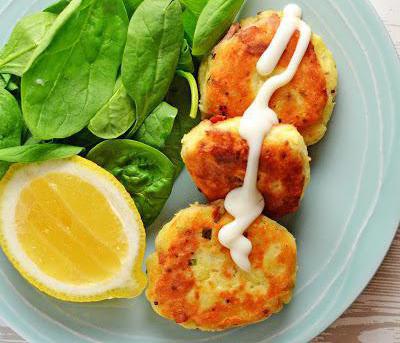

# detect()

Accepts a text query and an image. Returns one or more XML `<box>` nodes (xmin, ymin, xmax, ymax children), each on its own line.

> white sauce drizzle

<box><xmin>218</xmin><ymin>4</ymin><xmax>311</xmax><ymax>271</ymax></box>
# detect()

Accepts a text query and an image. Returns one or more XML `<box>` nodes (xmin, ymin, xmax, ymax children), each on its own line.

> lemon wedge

<box><xmin>0</xmin><ymin>156</ymin><xmax>146</xmax><ymax>302</ymax></box>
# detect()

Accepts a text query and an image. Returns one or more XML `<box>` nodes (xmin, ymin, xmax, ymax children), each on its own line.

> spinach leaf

<box><xmin>122</xmin><ymin>0</ymin><xmax>183</xmax><ymax>136</ymax></box>
<box><xmin>24</xmin><ymin>135</ymin><xmax>42</xmax><ymax>145</ymax></box>
<box><xmin>182</xmin><ymin>8</ymin><xmax>197</xmax><ymax>45</ymax></box>
<box><xmin>180</xmin><ymin>0</ymin><xmax>208</xmax><ymax>45</ymax></box>
<box><xmin>5</xmin><ymin>75</ymin><xmax>19</xmax><ymax>92</ymax></box>
<box><xmin>0</xmin><ymin>88</ymin><xmax>24</xmax><ymax>177</ymax></box>
<box><xmin>163</xmin><ymin>74</ymin><xmax>200</xmax><ymax>175</ymax></box>
<box><xmin>0</xmin><ymin>74</ymin><xmax>21</xmax><ymax>100</ymax></box>
<box><xmin>0</xmin><ymin>12</ymin><xmax>56</xmax><ymax>76</ymax></box>
<box><xmin>0</xmin><ymin>74</ymin><xmax>10</xmax><ymax>89</ymax></box>
<box><xmin>87</xmin><ymin>139</ymin><xmax>175</xmax><ymax>226</ymax></box>
<box><xmin>192</xmin><ymin>0</ymin><xmax>244</xmax><ymax>56</ymax></box>
<box><xmin>0</xmin><ymin>89</ymin><xmax>23</xmax><ymax>149</ymax></box>
<box><xmin>176</xmin><ymin>70</ymin><xmax>198</xmax><ymax>118</ymax></box>
<box><xmin>0</xmin><ymin>74</ymin><xmax>21</xmax><ymax>103</ymax></box>
<box><xmin>22</xmin><ymin>0</ymin><xmax>129</xmax><ymax>140</ymax></box>
<box><xmin>29</xmin><ymin>0</ymin><xmax>83</xmax><ymax>65</ymax></box>
<box><xmin>177</xmin><ymin>39</ymin><xmax>194</xmax><ymax>73</ymax></box>
<box><xmin>0</xmin><ymin>144</ymin><xmax>83</xmax><ymax>163</ymax></box>
<box><xmin>88</xmin><ymin>78</ymin><xmax>136</xmax><ymax>139</ymax></box>
<box><xmin>134</xmin><ymin>102</ymin><xmax>178</xmax><ymax>150</ymax></box>
<box><xmin>0</xmin><ymin>162</ymin><xmax>9</xmax><ymax>179</ymax></box>
<box><xmin>123</xmin><ymin>0</ymin><xmax>143</xmax><ymax>17</ymax></box>
<box><xmin>44</xmin><ymin>0</ymin><xmax>71</xmax><ymax>14</ymax></box>
<box><xmin>180</xmin><ymin>0</ymin><xmax>208</xmax><ymax>16</ymax></box>
<box><xmin>60</xmin><ymin>128</ymin><xmax>102</xmax><ymax>149</ymax></box>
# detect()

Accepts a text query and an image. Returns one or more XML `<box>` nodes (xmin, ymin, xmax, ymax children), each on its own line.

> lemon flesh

<box><xmin>0</xmin><ymin>157</ymin><xmax>146</xmax><ymax>302</ymax></box>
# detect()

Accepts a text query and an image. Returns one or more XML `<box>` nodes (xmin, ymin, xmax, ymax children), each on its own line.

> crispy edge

<box><xmin>182</xmin><ymin>119</ymin><xmax>310</xmax><ymax>218</ymax></box>
<box><xmin>146</xmin><ymin>202</ymin><xmax>297</xmax><ymax>331</ymax></box>
<box><xmin>198</xmin><ymin>11</ymin><xmax>338</xmax><ymax>145</ymax></box>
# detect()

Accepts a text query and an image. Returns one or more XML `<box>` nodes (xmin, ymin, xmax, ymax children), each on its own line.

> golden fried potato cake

<box><xmin>198</xmin><ymin>11</ymin><xmax>338</xmax><ymax>145</ymax></box>
<box><xmin>181</xmin><ymin>118</ymin><xmax>310</xmax><ymax>218</ymax></box>
<box><xmin>146</xmin><ymin>201</ymin><xmax>297</xmax><ymax>331</ymax></box>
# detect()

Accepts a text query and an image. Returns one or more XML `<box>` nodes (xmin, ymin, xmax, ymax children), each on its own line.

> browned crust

<box><xmin>146</xmin><ymin>202</ymin><xmax>297</xmax><ymax>331</ymax></box>
<box><xmin>201</xmin><ymin>13</ymin><xmax>328</xmax><ymax>140</ymax></box>
<box><xmin>182</xmin><ymin>121</ymin><xmax>308</xmax><ymax>218</ymax></box>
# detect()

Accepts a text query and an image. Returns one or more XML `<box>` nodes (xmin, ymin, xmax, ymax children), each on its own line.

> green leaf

<box><xmin>60</xmin><ymin>128</ymin><xmax>102</xmax><ymax>149</ymax></box>
<box><xmin>123</xmin><ymin>0</ymin><xmax>144</xmax><ymax>17</ymax></box>
<box><xmin>180</xmin><ymin>0</ymin><xmax>208</xmax><ymax>45</ymax></box>
<box><xmin>0</xmin><ymin>88</ymin><xmax>24</xmax><ymax>177</ymax></box>
<box><xmin>134</xmin><ymin>102</ymin><xmax>178</xmax><ymax>149</ymax></box>
<box><xmin>0</xmin><ymin>88</ymin><xmax>24</xmax><ymax>149</ymax></box>
<box><xmin>5</xmin><ymin>76</ymin><xmax>19</xmax><ymax>92</ymax></box>
<box><xmin>0</xmin><ymin>12</ymin><xmax>56</xmax><ymax>76</ymax></box>
<box><xmin>24</xmin><ymin>135</ymin><xmax>42</xmax><ymax>145</ymax></box>
<box><xmin>29</xmin><ymin>0</ymin><xmax>82</xmax><ymax>65</ymax></box>
<box><xmin>0</xmin><ymin>144</ymin><xmax>83</xmax><ymax>163</ymax></box>
<box><xmin>0</xmin><ymin>74</ymin><xmax>11</xmax><ymax>89</ymax></box>
<box><xmin>0</xmin><ymin>163</ymin><xmax>9</xmax><ymax>179</ymax></box>
<box><xmin>162</xmin><ymin>74</ymin><xmax>200</xmax><ymax>175</ymax></box>
<box><xmin>180</xmin><ymin>0</ymin><xmax>208</xmax><ymax>16</ymax></box>
<box><xmin>87</xmin><ymin>139</ymin><xmax>175</xmax><ymax>226</ymax></box>
<box><xmin>182</xmin><ymin>8</ymin><xmax>197</xmax><ymax>45</ymax></box>
<box><xmin>122</xmin><ymin>0</ymin><xmax>183</xmax><ymax>136</ymax></box>
<box><xmin>22</xmin><ymin>0</ymin><xmax>129</xmax><ymax>140</ymax></box>
<box><xmin>177</xmin><ymin>39</ymin><xmax>194</xmax><ymax>73</ymax></box>
<box><xmin>176</xmin><ymin>70</ymin><xmax>198</xmax><ymax>119</ymax></box>
<box><xmin>44</xmin><ymin>0</ymin><xmax>71</xmax><ymax>14</ymax></box>
<box><xmin>88</xmin><ymin>78</ymin><xmax>136</xmax><ymax>139</ymax></box>
<box><xmin>0</xmin><ymin>74</ymin><xmax>20</xmax><ymax>100</ymax></box>
<box><xmin>192</xmin><ymin>0</ymin><xmax>244</xmax><ymax>56</ymax></box>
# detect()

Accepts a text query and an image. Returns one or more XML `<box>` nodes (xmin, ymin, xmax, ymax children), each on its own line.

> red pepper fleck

<box><xmin>210</xmin><ymin>115</ymin><xmax>226</xmax><ymax>124</ymax></box>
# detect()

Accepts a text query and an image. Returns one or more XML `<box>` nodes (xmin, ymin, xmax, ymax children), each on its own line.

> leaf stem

<box><xmin>176</xmin><ymin>70</ymin><xmax>199</xmax><ymax>119</ymax></box>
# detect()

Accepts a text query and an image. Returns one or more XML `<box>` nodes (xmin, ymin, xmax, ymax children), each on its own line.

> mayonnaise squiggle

<box><xmin>218</xmin><ymin>4</ymin><xmax>311</xmax><ymax>271</ymax></box>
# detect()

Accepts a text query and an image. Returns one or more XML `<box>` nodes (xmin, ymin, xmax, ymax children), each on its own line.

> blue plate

<box><xmin>0</xmin><ymin>0</ymin><xmax>399</xmax><ymax>342</ymax></box>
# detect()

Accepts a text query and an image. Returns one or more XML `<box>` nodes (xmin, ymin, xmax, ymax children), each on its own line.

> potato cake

<box><xmin>182</xmin><ymin>118</ymin><xmax>310</xmax><ymax>218</ymax></box>
<box><xmin>198</xmin><ymin>11</ymin><xmax>337</xmax><ymax>145</ymax></box>
<box><xmin>146</xmin><ymin>201</ymin><xmax>297</xmax><ymax>331</ymax></box>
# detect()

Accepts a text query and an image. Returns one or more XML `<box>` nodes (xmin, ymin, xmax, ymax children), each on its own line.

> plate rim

<box><xmin>299</xmin><ymin>0</ymin><xmax>400</xmax><ymax>340</ymax></box>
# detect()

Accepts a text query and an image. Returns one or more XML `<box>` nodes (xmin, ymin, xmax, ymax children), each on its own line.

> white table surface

<box><xmin>0</xmin><ymin>0</ymin><xmax>399</xmax><ymax>342</ymax></box>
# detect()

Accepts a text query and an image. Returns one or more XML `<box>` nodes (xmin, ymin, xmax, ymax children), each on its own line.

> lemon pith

<box><xmin>0</xmin><ymin>156</ymin><xmax>146</xmax><ymax>302</ymax></box>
